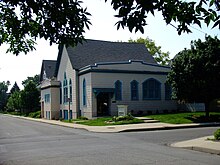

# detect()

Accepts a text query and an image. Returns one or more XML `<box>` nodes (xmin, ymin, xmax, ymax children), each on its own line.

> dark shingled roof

<box><xmin>66</xmin><ymin>39</ymin><xmax>157</xmax><ymax>69</ymax></box>
<box><xmin>40</xmin><ymin>60</ymin><xmax>57</xmax><ymax>81</ymax></box>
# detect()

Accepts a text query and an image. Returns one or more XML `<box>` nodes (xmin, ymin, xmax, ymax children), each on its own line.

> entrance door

<box><xmin>97</xmin><ymin>93</ymin><xmax>110</xmax><ymax>116</ymax></box>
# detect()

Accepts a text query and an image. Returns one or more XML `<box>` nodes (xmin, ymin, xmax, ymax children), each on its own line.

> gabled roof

<box><xmin>66</xmin><ymin>39</ymin><xmax>156</xmax><ymax>69</ymax></box>
<box><xmin>40</xmin><ymin>60</ymin><xmax>57</xmax><ymax>81</ymax></box>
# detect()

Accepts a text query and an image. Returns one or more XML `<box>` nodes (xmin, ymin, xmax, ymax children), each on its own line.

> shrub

<box><xmin>28</xmin><ymin>111</ymin><xmax>41</xmax><ymax>118</ymax></box>
<box><xmin>112</xmin><ymin>113</ymin><xmax>134</xmax><ymax>122</ymax></box>
<box><xmin>214</xmin><ymin>129</ymin><xmax>220</xmax><ymax>140</ymax></box>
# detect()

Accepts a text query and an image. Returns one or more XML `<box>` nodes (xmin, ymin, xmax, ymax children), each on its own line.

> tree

<box><xmin>22</xmin><ymin>75</ymin><xmax>40</xmax><ymax>87</ymax></box>
<box><xmin>0</xmin><ymin>0</ymin><xmax>91</xmax><ymax>55</ymax></box>
<box><xmin>10</xmin><ymin>82</ymin><xmax>20</xmax><ymax>94</ymax></box>
<box><xmin>20</xmin><ymin>81</ymin><xmax>40</xmax><ymax>113</ymax></box>
<box><xmin>0</xmin><ymin>81</ymin><xmax>10</xmax><ymax>110</ymax></box>
<box><xmin>128</xmin><ymin>37</ymin><xmax>170</xmax><ymax>65</ymax></box>
<box><xmin>0</xmin><ymin>0</ymin><xmax>219</xmax><ymax>55</ymax></box>
<box><xmin>107</xmin><ymin>0</ymin><xmax>220</xmax><ymax>34</ymax></box>
<box><xmin>168</xmin><ymin>35</ymin><xmax>220</xmax><ymax>117</ymax></box>
<box><xmin>6</xmin><ymin>91</ymin><xmax>21</xmax><ymax>112</ymax></box>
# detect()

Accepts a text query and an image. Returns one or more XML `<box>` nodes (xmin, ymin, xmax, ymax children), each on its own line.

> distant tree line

<box><xmin>0</xmin><ymin>75</ymin><xmax>40</xmax><ymax>114</ymax></box>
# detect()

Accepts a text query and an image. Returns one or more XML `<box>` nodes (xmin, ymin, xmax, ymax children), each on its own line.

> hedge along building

<box><xmin>40</xmin><ymin>39</ymin><xmax>177</xmax><ymax>120</ymax></box>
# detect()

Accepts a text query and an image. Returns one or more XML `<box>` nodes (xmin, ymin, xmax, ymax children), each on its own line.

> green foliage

<box><xmin>168</xmin><ymin>36</ymin><xmax>220</xmax><ymax>116</ymax></box>
<box><xmin>0</xmin><ymin>81</ymin><xmax>10</xmax><ymax>110</ymax></box>
<box><xmin>20</xmin><ymin>81</ymin><xmax>40</xmax><ymax>113</ymax></box>
<box><xmin>10</xmin><ymin>82</ymin><xmax>20</xmax><ymax>94</ymax></box>
<box><xmin>1</xmin><ymin>0</ymin><xmax>219</xmax><ymax>55</ymax></box>
<box><xmin>128</xmin><ymin>37</ymin><xmax>170</xmax><ymax>65</ymax></box>
<box><xmin>22</xmin><ymin>74</ymin><xmax>40</xmax><ymax>87</ymax></box>
<box><xmin>28</xmin><ymin>110</ymin><xmax>41</xmax><ymax>118</ymax></box>
<box><xmin>79</xmin><ymin>115</ymin><xmax>143</xmax><ymax>126</ymax></box>
<box><xmin>0</xmin><ymin>0</ymin><xmax>91</xmax><ymax>55</ymax></box>
<box><xmin>6</xmin><ymin>91</ymin><xmax>21</xmax><ymax>111</ymax></box>
<box><xmin>147</xmin><ymin>112</ymin><xmax>220</xmax><ymax>124</ymax></box>
<box><xmin>112</xmin><ymin>113</ymin><xmax>134</xmax><ymax>122</ymax></box>
<box><xmin>214</xmin><ymin>129</ymin><xmax>220</xmax><ymax>140</ymax></box>
<box><xmin>106</xmin><ymin>0</ymin><xmax>220</xmax><ymax>35</ymax></box>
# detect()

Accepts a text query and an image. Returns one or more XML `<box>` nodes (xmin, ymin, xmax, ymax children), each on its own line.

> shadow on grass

<box><xmin>185</xmin><ymin>114</ymin><xmax>220</xmax><ymax>123</ymax></box>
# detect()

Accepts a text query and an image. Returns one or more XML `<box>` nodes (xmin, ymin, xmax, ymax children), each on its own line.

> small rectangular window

<box><xmin>44</xmin><ymin>94</ymin><xmax>50</xmax><ymax>103</ymax></box>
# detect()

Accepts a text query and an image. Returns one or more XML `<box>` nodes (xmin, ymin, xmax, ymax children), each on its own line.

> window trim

<box><xmin>69</xmin><ymin>79</ymin><xmax>72</xmax><ymax>103</ymax></box>
<box><xmin>130</xmin><ymin>80</ymin><xmax>139</xmax><ymax>100</ymax></box>
<box><xmin>63</xmin><ymin>72</ymin><xmax>68</xmax><ymax>104</ymax></box>
<box><xmin>142</xmin><ymin>78</ymin><xmax>161</xmax><ymax>100</ymax></box>
<box><xmin>83</xmin><ymin>79</ymin><xmax>86</xmax><ymax>106</ymax></box>
<box><xmin>115</xmin><ymin>80</ymin><xmax>122</xmax><ymax>101</ymax></box>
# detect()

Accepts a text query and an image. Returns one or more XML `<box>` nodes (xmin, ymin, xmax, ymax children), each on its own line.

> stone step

<box><xmin>142</xmin><ymin>119</ymin><xmax>160</xmax><ymax>123</ymax></box>
<box><xmin>135</xmin><ymin>117</ymin><xmax>154</xmax><ymax>120</ymax></box>
<box><xmin>135</xmin><ymin>117</ymin><xmax>160</xmax><ymax>123</ymax></box>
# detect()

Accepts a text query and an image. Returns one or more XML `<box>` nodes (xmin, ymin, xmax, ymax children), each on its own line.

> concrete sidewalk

<box><xmin>171</xmin><ymin>136</ymin><xmax>220</xmax><ymax>155</ymax></box>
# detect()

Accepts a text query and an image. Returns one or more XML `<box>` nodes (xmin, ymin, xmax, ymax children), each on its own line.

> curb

<box><xmin>119</xmin><ymin>123</ymin><xmax>220</xmax><ymax>132</ymax></box>
<box><xmin>182</xmin><ymin>146</ymin><xmax>220</xmax><ymax>155</ymax></box>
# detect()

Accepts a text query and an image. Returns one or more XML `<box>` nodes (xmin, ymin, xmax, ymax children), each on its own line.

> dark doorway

<box><xmin>97</xmin><ymin>93</ymin><xmax>110</xmax><ymax>116</ymax></box>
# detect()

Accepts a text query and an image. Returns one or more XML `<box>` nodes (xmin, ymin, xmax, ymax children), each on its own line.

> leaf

<box><xmin>212</xmin><ymin>20</ymin><xmax>220</xmax><ymax>29</ymax></box>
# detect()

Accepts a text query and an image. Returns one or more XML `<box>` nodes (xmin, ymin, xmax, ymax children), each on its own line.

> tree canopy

<box><xmin>20</xmin><ymin>81</ymin><xmax>40</xmax><ymax>113</ymax></box>
<box><xmin>0</xmin><ymin>0</ymin><xmax>91</xmax><ymax>55</ymax></box>
<box><xmin>0</xmin><ymin>0</ymin><xmax>219</xmax><ymax>55</ymax></box>
<box><xmin>128</xmin><ymin>37</ymin><xmax>170</xmax><ymax>65</ymax></box>
<box><xmin>10</xmin><ymin>82</ymin><xmax>20</xmax><ymax>94</ymax></box>
<box><xmin>22</xmin><ymin>74</ymin><xmax>40</xmax><ymax>87</ymax></box>
<box><xmin>107</xmin><ymin>0</ymin><xmax>220</xmax><ymax>34</ymax></box>
<box><xmin>0</xmin><ymin>81</ymin><xmax>10</xmax><ymax>110</ymax></box>
<box><xmin>168</xmin><ymin>35</ymin><xmax>220</xmax><ymax>116</ymax></box>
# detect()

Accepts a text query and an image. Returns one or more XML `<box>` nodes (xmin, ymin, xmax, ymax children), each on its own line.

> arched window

<box><xmin>69</xmin><ymin>79</ymin><xmax>72</xmax><ymax>103</ymax></box>
<box><xmin>83</xmin><ymin>79</ymin><xmax>86</xmax><ymax>106</ymax></box>
<box><xmin>63</xmin><ymin>72</ymin><xmax>68</xmax><ymax>103</ymax></box>
<box><xmin>130</xmin><ymin>80</ymin><xmax>139</xmax><ymax>100</ymax></box>
<box><xmin>60</xmin><ymin>82</ymin><xmax>62</xmax><ymax>104</ymax></box>
<box><xmin>165</xmin><ymin>82</ymin><xmax>172</xmax><ymax>100</ymax></box>
<box><xmin>115</xmin><ymin>80</ymin><xmax>122</xmax><ymax>100</ymax></box>
<box><xmin>142</xmin><ymin>78</ymin><xmax>161</xmax><ymax>100</ymax></box>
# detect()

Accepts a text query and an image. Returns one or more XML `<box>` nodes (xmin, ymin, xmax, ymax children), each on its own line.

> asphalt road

<box><xmin>0</xmin><ymin>114</ymin><xmax>220</xmax><ymax>165</ymax></box>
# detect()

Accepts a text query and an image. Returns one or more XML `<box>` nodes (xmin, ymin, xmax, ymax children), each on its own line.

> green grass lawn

<box><xmin>146</xmin><ymin>112</ymin><xmax>220</xmax><ymax>124</ymax></box>
<box><xmin>63</xmin><ymin>117</ymin><xmax>144</xmax><ymax>126</ymax></box>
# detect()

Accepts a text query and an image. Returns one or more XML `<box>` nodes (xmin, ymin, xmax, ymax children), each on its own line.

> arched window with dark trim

<box><xmin>115</xmin><ymin>80</ymin><xmax>122</xmax><ymax>100</ymax></box>
<box><xmin>60</xmin><ymin>82</ymin><xmax>62</xmax><ymax>104</ymax></box>
<box><xmin>130</xmin><ymin>80</ymin><xmax>139</xmax><ymax>100</ymax></box>
<box><xmin>69</xmin><ymin>79</ymin><xmax>72</xmax><ymax>103</ymax></box>
<box><xmin>142</xmin><ymin>78</ymin><xmax>161</xmax><ymax>100</ymax></box>
<box><xmin>63</xmin><ymin>72</ymin><xmax>68</xmax><ymax>103</ymax></box>
<box><xmin>83</xmin><ymin>79</ymin><xmax>86</xmax><ymax>106</ymax></box>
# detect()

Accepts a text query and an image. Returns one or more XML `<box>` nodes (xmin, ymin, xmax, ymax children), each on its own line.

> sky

<box><xmin>0</xmin><ymin>0</ymin><xmax>219</xmax><ymax>91</ymax></box>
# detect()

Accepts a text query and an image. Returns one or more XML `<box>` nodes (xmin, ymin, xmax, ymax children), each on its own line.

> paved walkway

<box><xmin>171</xmin><ymin>136</ymin><xmax>220</xmax><ymax>155</ymax></box>
<box><xmin>4</xmin><ymin>114</ymin><xmax>220</xmax><ymax>155</ymax></box>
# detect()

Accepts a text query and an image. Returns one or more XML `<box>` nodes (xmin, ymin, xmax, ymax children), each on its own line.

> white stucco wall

<box><xmin>57</xmin><ymin>46</ymin><xmax>78</xmax><ymax>119</ymax></box>
<box><xmin>41</xmin><ymin>79</ymin><xmax>60</xmax><ymax>119</ymax></box>
<box><xmin>79</xmin><ymin>62</ymin><xmax>177</xmax><ymax>118</ymax></box>
<box><xmin>79</xmin><ymin>73</ymin><xmax>93</xmax><ymax>119</ymax></box>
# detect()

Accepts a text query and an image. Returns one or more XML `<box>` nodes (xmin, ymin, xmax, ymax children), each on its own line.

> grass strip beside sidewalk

<box><xmin>146</xmin><ymin>112</ymin><xmax>220</xmax><ymax>124</ymax></box>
